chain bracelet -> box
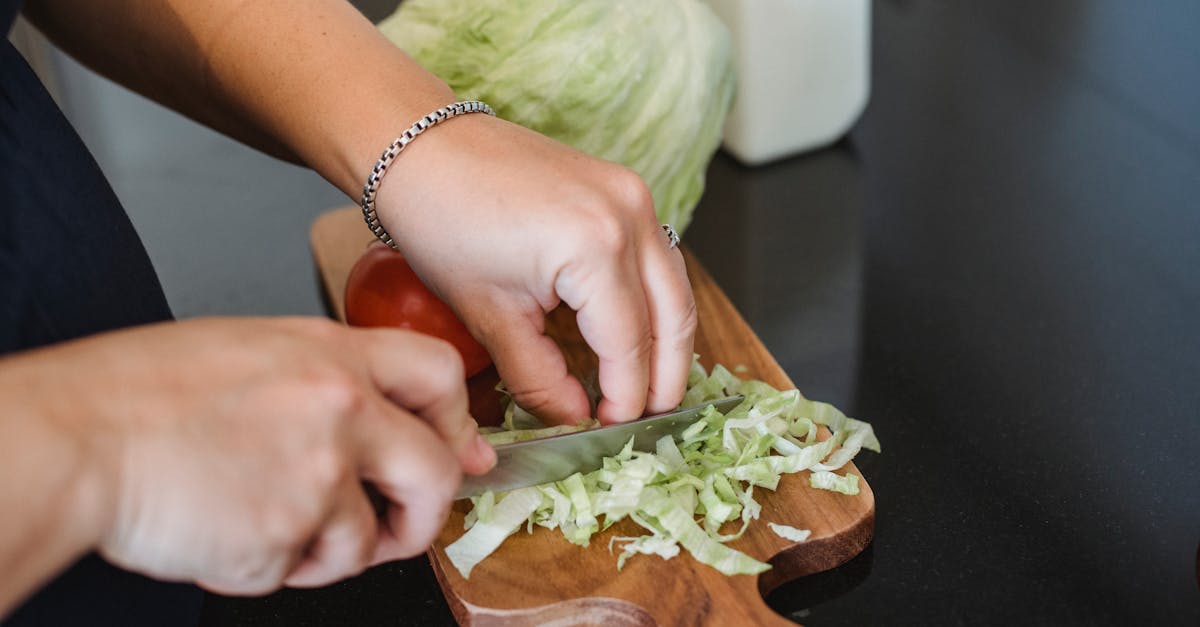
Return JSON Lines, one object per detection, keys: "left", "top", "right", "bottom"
{"left": 359, "top": 100, "right": 495, "bottom": 248}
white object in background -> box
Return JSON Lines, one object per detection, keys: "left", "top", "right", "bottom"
{"left": 707, "top": 0, "right": 871, "bottom": 165}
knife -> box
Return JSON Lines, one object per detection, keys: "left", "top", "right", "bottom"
{"left": 456, "top": 396, "right": 744, "bottom": 499}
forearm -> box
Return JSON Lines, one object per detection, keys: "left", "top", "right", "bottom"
{"left": 24, "top": 0, "right": 455, "bottom": 192}
{"left": 0, "top": 350, "right": 111, "bottom": 617}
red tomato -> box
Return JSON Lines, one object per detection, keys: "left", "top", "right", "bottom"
{"left": 344, "top": 243, "right": 492, "bottom": 377}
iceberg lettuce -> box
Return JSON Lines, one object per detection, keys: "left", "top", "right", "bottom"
{"left": 379, "top": 0, "right": 736, "bottom": 232}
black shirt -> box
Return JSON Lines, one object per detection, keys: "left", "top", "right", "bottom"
{"left": 2, "top": 2, "right": 202, "bottom": 624}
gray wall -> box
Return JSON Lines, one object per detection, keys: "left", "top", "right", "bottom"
{"left": 45, "top": 42, "right": 349, "bottom": 318}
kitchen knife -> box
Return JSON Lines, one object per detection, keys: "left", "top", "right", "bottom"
{"left": 456, "top": 396, "right": 744, "bottom": 499}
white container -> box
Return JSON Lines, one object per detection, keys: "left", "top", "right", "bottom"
{"left": 707, "top": 0, "right": 871, "bottom": 165}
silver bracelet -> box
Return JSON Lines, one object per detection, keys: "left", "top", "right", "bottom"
{"left": 359, "top": 100, "right": 495, "bottom": 248}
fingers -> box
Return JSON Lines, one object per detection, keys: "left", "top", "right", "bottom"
{"left": 352, "top": 327, "right": 496, "bottom": 475}
{"left": 355, "top": 404, "right": 461, "bottom": 563}
{"left": 518, "top": 216, "right": 692, "bottom": 424}
{"left": 468, "top": 221, "right": 692, "bottom": 426}
{"left": 638, "top": 231, "right": 696, "bottom": 414}
{"left": 570, "top": 269, "right": 653, "bottom": 424}
{"left": 283, "top": 480, "right": 378, "bottom": 588}
{"left": 548, "top": 168, "right": 698, "bottom": 423}
{"left": 288, "top": 363, "right": 467, "bottom": 582}
{"left": 476, "top": 302, "right": 592, "bottom": 426}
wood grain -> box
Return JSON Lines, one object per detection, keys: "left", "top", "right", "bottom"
{"left": 311, "top": 206, "right": 874, "bottom": 626}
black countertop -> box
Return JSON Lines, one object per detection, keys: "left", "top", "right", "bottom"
{"left": 202, "top": 1, "right": 1200, "bottom": 624}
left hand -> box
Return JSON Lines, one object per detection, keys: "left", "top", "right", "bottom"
{"left": 375, "top": 114, "right": 697, "bottom": 426}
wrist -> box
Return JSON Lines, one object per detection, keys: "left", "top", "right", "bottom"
{"left": 318, "top": 71, "right": 458, "bottom": 201}
{"left": 0, "top": 348, "right": 118, "bottom": 555}
{"left": 0, "top": 346, "right": 121, "bottom": 612}
{"left": 359, "top": 100, "right": 496, "bottom": 249}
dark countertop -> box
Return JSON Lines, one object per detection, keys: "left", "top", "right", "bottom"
{"left": 201, "top": 1, "right": 1200, "bottom": 625}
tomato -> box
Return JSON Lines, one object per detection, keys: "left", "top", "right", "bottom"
{"left": 344, "top": 243, "right": 492, "bottom": 377}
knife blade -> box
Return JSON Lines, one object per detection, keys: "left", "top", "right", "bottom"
{"left": 456, "top": 396, "right": 744, "bottom": 499}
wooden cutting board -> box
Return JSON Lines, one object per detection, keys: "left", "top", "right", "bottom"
{"left": 310, "top": 206, "right": 874, "bottom": 626}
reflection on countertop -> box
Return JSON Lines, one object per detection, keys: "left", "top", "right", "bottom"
{"left": 689, "top": 147, "right": 865, "bottom": 411}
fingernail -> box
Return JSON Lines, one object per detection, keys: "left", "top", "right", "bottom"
{"left": 474, "top": 433, "right": 497, "bottom": 471}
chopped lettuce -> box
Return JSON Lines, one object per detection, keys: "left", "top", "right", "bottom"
{"left": 809, "top": 471, "right": 861, "bottom": 495}
{"left": 480, "top": 424, "right": 591, "bottom": 445}
{"left": 445, "top": 487, "right": 542, "bottom": 578}
{"left": 445, "top": 358, "right": 879, "bottom": 579}
{"left": 642, "top": 492, "right": 771, "bottom": 576}
{"left": 767, "top": 523, "right": 812, "bottom": 543}
{"left": 610, "top": 534, "right": 680, "bottom": 570}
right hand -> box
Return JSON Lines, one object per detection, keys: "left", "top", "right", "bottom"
{"left": 22, "top": 317, "right": 492, "bottom": 594}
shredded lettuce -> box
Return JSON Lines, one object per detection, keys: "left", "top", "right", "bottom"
{"left": 642, "top": 492, "right": 771, "bottom": 576}
{"left": 480, "top": 424, "right": 590, "bottom": 445}
{"left": 767, "top": 523, "right": 812, "bottom": 543}
{"left": 445, "top": 358, "right": 880, "bottom": 579}
{"left": 809, "top": 471, "right": 861, "bottom": 495}
{"left": 610, "top": 534, "right": 680, "bottom": 570}
{"left": 445, "top": 487, "right": 542, "bottom": 578}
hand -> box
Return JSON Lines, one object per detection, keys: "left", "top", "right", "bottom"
{"left": 377, "top": 115, "right": 698, "bottom": 426}
{"left": 24, "top": 0, "right": 695, "bottom": 427}
{"left": 19, "top": 317, "right": 493, "bottom": 595}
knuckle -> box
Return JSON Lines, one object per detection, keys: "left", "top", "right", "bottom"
{"left": 306, "top": 368, "right": 367, "bottom": 420}
{"left": 421, "top": 337, "right": 466, "bottom": 389}
{"left": 507, "top": 376, "right": 588, "bottom": 426}
{"left": 400, "top": 426, "right": 463, "bottom": 497}
{"left": 609, "top": 167, "right": 655, "bottom": 217}
{"left": 420, "top": 402, "right": 476, "bottom": 455}
{"left": 308, "top": 448, "right": 351, "bottom": 493}
{"left": 510, "top": 383, "right": 561, "bottom": 419}
{"left": 396, "top": 330, "right": 464, "bottom": 382}
{"left": 582, "top": 210, "right": 631, "bottom": 258}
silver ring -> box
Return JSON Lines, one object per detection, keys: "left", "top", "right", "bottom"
{"left": 661, "top": 224, "right": 680, "bottom": 249}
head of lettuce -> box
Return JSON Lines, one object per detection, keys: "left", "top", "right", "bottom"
{"left": 379, "top": 0, "right": 736, "bottom": 234}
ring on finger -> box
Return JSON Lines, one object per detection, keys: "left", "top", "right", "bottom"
{"left": 661, "top": 224, "right": 680, "bottom": 250}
